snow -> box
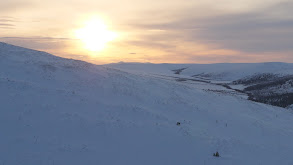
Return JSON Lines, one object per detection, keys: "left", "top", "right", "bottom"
{"left": 1, "top": 42, "right": 293, "bottom": 165}
{"left": 107, "top": 62, "right": 293, "bottom": 81}
{"left": 106, "top": 62, "right": 189, "bottom": 77}
{"left": 229, "top": 84, "right": 247, "bottom": 90}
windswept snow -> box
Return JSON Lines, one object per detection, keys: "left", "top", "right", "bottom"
{"left": 1, "top": 42, "right": 293, "bottom": 165}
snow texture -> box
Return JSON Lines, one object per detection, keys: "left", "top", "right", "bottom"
{"left": 1, "top": 42, "right": 293, "bottom": 165}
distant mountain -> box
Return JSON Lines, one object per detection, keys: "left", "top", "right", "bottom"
{"left": 1, "top": 42, "right": 293, "bottom": 165}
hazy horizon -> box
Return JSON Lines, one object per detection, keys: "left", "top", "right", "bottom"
{"left": 0, "top": 0, "right": 292, "bottom": 64}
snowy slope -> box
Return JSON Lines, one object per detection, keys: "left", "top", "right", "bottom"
{"left": 1, "top": 42, "right": 293, "bottom": 165}
{"left": 106, "top": 62, "right": 188, "bottom": 76}
{"left": 107, "top": 62, "right": 293, "bottom": 81}
{"left": 106, "top": 62, "right": 293, "bottom": 108}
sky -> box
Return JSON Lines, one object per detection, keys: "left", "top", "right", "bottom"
{"left": 0, "top": 0, "right": 292, "bottom": 64}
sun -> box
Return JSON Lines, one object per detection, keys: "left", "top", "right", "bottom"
{"left": 75, "top": 18, "right": 117, "bottom": 52}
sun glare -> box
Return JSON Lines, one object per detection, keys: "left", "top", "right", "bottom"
{"left": 75, "top": 18, "right": 117, "bottom": 52}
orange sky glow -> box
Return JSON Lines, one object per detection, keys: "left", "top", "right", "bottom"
{"left": 0, "top": 0, "right": 292, "bottom": 64}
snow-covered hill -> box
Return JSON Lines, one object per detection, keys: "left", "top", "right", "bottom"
{"left": 107, "top": 62, "right": 293, "bottom": 108}
{"left": 1, "top": 42, "right": 293, "bottom": 165}
{"left": 107, "top": 62, "right": 293, "bottom": 81}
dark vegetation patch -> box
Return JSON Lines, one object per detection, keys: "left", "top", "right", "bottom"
{"left": 233, "top": 73, "right": 279, "bottom": 85}
{"left": 233, "top": 74, "right": 293, "bottom": 108}
{"left": 248, "top": 93, "right": 293, "bottom": 108}
{"left": 244, "top": 76, "right": 293, "bottom": 91}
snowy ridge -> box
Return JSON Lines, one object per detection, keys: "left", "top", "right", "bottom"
{"left": 107, "top": 62, "right": 293, "bottom": 81}
{"left": 106, "top": 62, "right": 293, "bottom": 108}
{"left": 1, "top": 42, "right": 293, "bottom": 165}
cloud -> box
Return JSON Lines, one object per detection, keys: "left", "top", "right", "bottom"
{"left": 128, "top": 1, "right": 293, "bottom": 54}
{"left": 190, "top": 12, "right": 293, "bottom": 53}
{"left": 0, "top": 17, "right": 16, "bottom": 29}
{"left": 0, "top": 36, "right": 73, "bottom": 50}
{"left": 0, "top": 24, "right": 14, "bottom": 29}
{"left": 0, "top": 1, "right": 34, "bottom": 13}
{"left": 0, "top": 0, "right": 292, "bottom": 63}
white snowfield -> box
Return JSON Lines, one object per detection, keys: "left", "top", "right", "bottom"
{"left": 1, "top": 42, "right": 293, "bottom": 165}
{"left": 107, "top": 62, "right": 293, "bottom": 81}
